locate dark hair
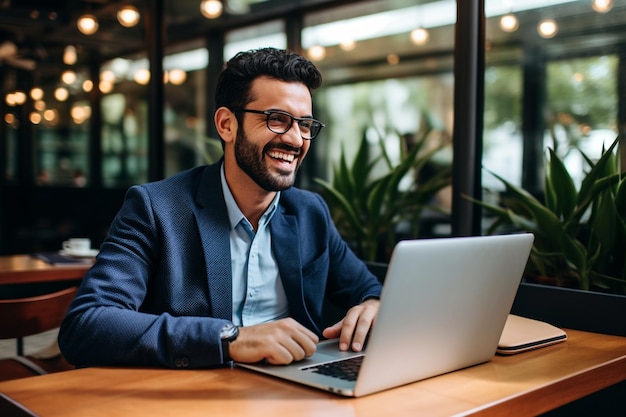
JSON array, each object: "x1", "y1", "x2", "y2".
[{"x1": 215, "y1": 47, "x2": 322, "y2": 111}]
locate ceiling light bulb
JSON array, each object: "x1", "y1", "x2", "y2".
[
  {"x1": 499, "y1": 14, "x2": 519, "y2": 32},
  {"x1": 30, "y1": 87, "x2": 44, "y2": 101},
  {"x1": 410, "y1": 28, "x2": 429, "y2": 45},
  {"x1": 30, "y1": 112, "x2": 42, "y2": 125},
  {"x1": 99, "y1": 80, "x2": 114, "y2": 94},
  {"x1": 13, "y1": 90, "x2": 27, "y2": 105},
  {"x1": 64, "y1": 45, "x2": 77, "y2": 65},
  {"x1": 387, "y1": 54, "x2": 400, "y2": 65},
  {"x1": 54, "y1": 87, "x2": 69, "y2": 102},
  {"x1": 308, "y1": 45, "x2": 326, "y2": 61},
  {"x1": 43, "y1": 109, "x2": 57, "y2": 122},
  {"x1": 83, "y1": 80, "x2": 93, "y2": 92},
  {"x1": 168, "y1": 69, "x2": 187, "y2": 85},
  {"x1": 134, "y1": 69, "x2": 151, "y2": 85},
  {"x1": 77, "y1": 14, "x2": 99, "y2": 35},
  {"x1": 62, "y1": 70, "x2": 77, "y2": 85},
  {"x1": 100, "y1": 70, "x2": 116, "y2": 83},
  {"x1": 339, "y1": 39, "x2": 356, "y2": 51},
  {"x1": 537, "y1": 19, "x2": 558, "y2": 39},
  {"x1": 5, "y1": 93, "x2": 16, "y2": 106},
  {"x1": 5, "y1": 113, "x2": 16, "y2": 124},
  {"x1": 592, "y1": 0, "x2": 613, "y2": 13},
  {"x1": 117, "y1": 6, "x2": 140, "y2": 27},
  {"x1": 200, "y1": 0, "x2": 223, "y2": 19}
]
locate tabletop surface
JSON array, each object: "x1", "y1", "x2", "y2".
[
  {"x1": 0, "y1": 254, "x2": 92, "y2": 285},
  {"x1": 1, "y1": 329, "x2": 625, "y2": 417}
]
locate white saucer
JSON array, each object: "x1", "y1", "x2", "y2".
[{"x1": 60, "y1": 249, "x2": 99, "y2": 258}]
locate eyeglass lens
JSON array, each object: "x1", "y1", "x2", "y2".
[{"x1": 266, "y1": 112, "x2": 322, "y2": 140}]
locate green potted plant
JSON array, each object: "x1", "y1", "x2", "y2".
[
  {"x1": 314, "y1": 127, "x2": 451, "y2": 263},
  {"x1": 472, "y1": 136, "x2": 625, "y2": 294},
  {"x1": 469, "y1": 136, "x2": 626, "y2": 336}
]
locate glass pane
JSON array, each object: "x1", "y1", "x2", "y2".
[
  {"x1": 304, "y1": 0, "x2": 456, "y2": 251},
  {"x1": 546, "y1": 56, "x2": 618, "y2": 187},
  {"x1": 482, "y1": 66, "x2": 522, "y2": 191},
  {"x1": 3, "y1": 117, "x2": 18, "y2": 183},
  {"x1": 484, "y1": 0, "x2": 624, "y2": 193},
  {"x1": 225, "y1": 20, "x2": 286, "y2": 60},
  {"x1": 101, "y1": 92, "x2": 148, "y2": 187},
  {"x1": 33, "y1": 72, "x2": 91, "y2": 187}
]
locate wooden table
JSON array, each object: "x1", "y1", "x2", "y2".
[
  {"x1": 1, "y1": 329, "x2": 625, "y2": 417},
  {"x1": 0, "y1": 254, "x2": 92, "y2": 285}
]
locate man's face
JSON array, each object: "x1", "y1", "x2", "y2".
[{"x1": 234, "y1": 77, "x2": 313, "y2": 192}]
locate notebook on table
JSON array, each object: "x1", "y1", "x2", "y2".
[
  {"x1": 497, "y1": 314, "x2": 567, "y2": 355},
  {"x1": 237, "y1": 233, "x2": 535, "y2": 397}
]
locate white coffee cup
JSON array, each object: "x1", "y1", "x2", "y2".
[{"x1": 62, "y1": 238, "x2": 91, "y2": 254}]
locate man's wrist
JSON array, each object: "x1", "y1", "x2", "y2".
[{"x1": 220, "y1": 322, "x2": 239, "y2": 362}]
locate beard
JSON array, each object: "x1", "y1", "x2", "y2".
[{"x1": 234, "y1": 128, "x2": 302, "y2": 192}]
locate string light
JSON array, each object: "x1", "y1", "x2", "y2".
[
  {"x1": 200, "y1": 0, "x2": 223, "y2": 19},
  {"x1": 410, "y1": 28, "x2": 429, "y2": 45},
  {"x1": 54, "y1": 87, "x2": 69, "y2": 102},
  {"x1": 537, "y1": 19, "x2": 558, "y2": 38},
  {"x1": 592, "y1": 0, "x2": 613, "y2": 13},
  {"x1": 82, "y1": 79, "x2": 94, "y2": 92},
  {"x1": 499, "y1": 13, "x2": 519, "y2": 32},
  {"x1": 13, "y1": 91, "x2": 27, "y2": 105},
  {"x1": 77, "y1": 14, "x2": 99, "y2": 35},
  {"x1": 63, "y1": 45, "x2": 77, "y2": 65},
  {"x1": 30, "y1": 87, "x2": 44, "y2": 101},
  {"x1": 29, "y1": 112, "x2": 42, "y2": 125},
  {"x1": 339, "y1": 39, "x2": 356, "y2": 51},
  {"x1": 387, "y1": 54, "x2": 400, "y2": 65},
  {"x1": 308, "y1": 45, "x2": 326, "y2": 61},
  {"x1": 117, "y1": 5, "x2": 140, "y2": 27},
  {"x1": 168, "y1": 69, "x2": 187, "y2": 85},
  {"x1": 134, "y1": 69, "x2": 151, "y2": 85},
  {"x1": 61, "y1": 70, "x2": 77, "y2": 85}
]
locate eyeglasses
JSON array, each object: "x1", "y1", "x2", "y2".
[{"x1": 236, "y1": 109, "x2": 325, "y2": 140}]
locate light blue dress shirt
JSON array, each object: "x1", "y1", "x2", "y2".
[{"x1": 220, "y1": 165, "x2": 290, "y2": 327}]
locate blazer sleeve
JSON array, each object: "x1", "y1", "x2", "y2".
[{"x1": 59, "y1": 182, "x2": 231, "y2": 370}]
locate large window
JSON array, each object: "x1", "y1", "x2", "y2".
[
  {"x1": 546, "y1": 55, "x2": 618, "y2": 186},
  {"x1": 484, "y1": 0, "x2": 624, "y2": 195},
  {"x1": 302, "y1": 0, "x2": 456, "y2": 221}
]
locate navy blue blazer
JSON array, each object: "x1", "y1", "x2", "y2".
[{"x1": 59, "y1": 162, "x2": 382, "y2": 369}]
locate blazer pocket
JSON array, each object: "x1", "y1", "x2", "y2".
[{"x1": 301, "y1": 249, "x2": 329, "y2": 281}]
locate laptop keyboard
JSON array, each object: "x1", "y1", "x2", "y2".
[{"x1": 302, "y1": 356, "x2": 364, "y2": 381}]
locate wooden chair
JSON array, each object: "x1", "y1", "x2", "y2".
[{"x1": 0, "y1": 286, "x2": 78, "y2": 381}]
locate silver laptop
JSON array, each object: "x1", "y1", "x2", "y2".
[{"x1": 237, "y1": 233, "x2": 534, "y2": 397}]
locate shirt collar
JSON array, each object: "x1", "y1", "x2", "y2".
[{"x1": 220, "y1": 163, "x2": 280, "y2": 230}]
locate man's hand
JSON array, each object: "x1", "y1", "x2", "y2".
[
  {"x1": 228, "y1": 318, "x2": 319, "y2": 365},
  {"x1": 322, "y1": 298, "x2": 380, "y2": 352}
]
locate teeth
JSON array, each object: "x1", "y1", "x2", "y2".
[{"x1": 268, "y1": 150, "x2": 295, "y2": 162}]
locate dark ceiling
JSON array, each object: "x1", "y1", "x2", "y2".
[
  {"x1": 0, "y1": 0, "x2": 358, "y2": 77},
  {"x1": 2, "y1": 0, "x2": 626, "y2": 87}
]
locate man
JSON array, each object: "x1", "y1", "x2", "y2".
[{"x1": 59, "y1": 48, "x2": 382, "y2": 369}]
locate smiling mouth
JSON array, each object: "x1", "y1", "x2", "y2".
[{"x1": 267, "y1": 149, "x2": 297, "y2": 163}]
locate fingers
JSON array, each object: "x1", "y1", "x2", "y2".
[
  {"x1": 265, "y1": 321, "x2": 318, "y2": 364},
  {"x1": 322, "y1": 321, "x2": 342, "y2": 339},
  {"x1": 229, "y1": 318, "x2": 319, "y2": 365},
  {"x1": 324, "y1": 299, "x2": 380, "y2": 352}
]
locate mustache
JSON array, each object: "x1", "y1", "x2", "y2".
[{"x1": 264, "y1": 143, "x2": 302, "y2": 156}]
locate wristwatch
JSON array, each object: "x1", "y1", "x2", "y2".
[{"x1": 220, "y1": 322, "x2": 239, "y2": 362}]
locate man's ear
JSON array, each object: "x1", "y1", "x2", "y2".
[{"x1": 215, "y1": 107, "x2": 237, "y2": 143}]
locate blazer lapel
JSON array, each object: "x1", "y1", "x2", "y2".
[
  {"x1": 271, "y1": 208, "x2": 318, "y2": 332},
  {"x1": 195, "y1": 163, "x2": 232, "y2": 320}
]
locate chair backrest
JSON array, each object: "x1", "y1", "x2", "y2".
[{"x1": 0, "y1": 286, "x2": 78, "y2": 340}]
